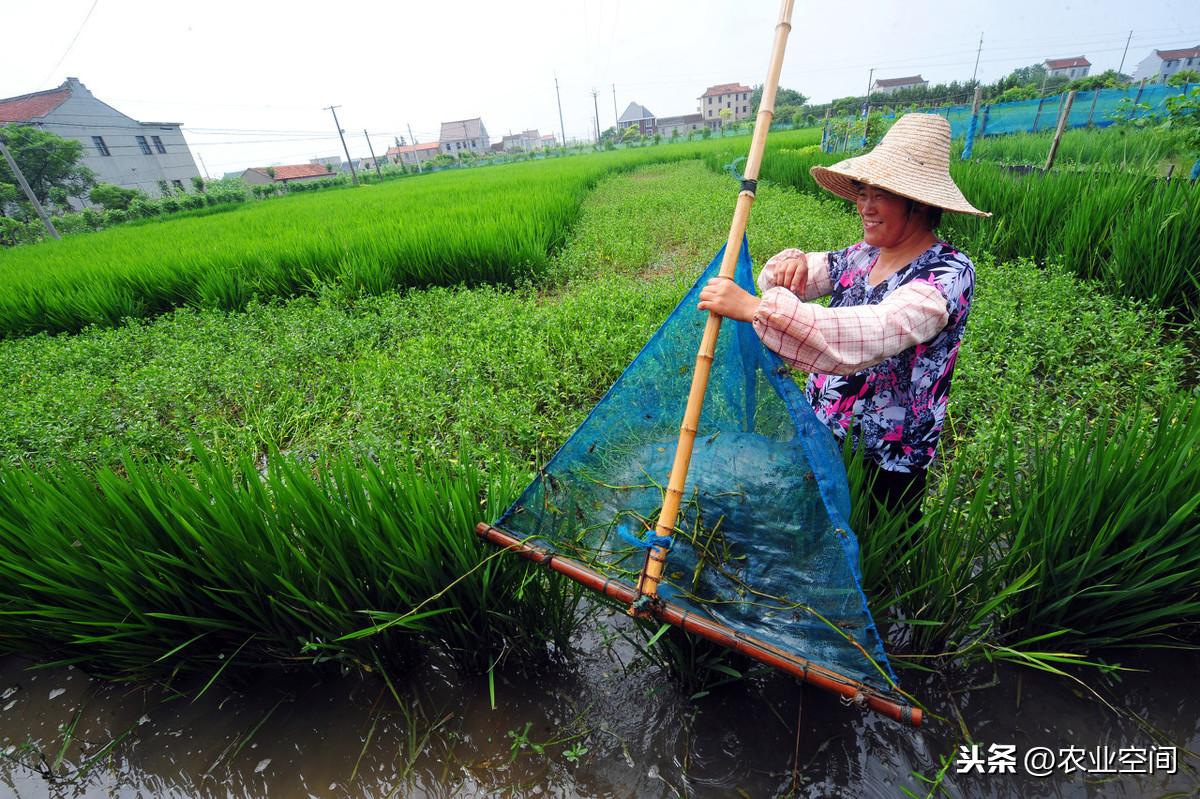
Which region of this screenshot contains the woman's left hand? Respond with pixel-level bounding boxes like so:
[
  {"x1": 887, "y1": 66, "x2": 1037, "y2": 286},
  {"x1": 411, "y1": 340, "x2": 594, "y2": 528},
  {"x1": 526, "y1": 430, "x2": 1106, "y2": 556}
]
[{"x1": 698, "y1": 278, "x2": 760, "y2": 322}]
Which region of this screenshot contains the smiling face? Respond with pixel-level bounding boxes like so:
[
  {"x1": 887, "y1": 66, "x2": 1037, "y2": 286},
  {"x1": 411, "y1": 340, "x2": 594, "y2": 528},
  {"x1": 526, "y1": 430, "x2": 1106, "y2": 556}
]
[{"x1": 854, "y1": 184, "x2": 928, "y2": 248}]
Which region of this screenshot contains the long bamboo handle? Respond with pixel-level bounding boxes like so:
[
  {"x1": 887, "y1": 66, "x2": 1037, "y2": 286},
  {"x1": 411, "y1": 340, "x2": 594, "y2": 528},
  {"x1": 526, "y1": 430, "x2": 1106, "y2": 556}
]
[{"x1": 633, "y1": 0, "x2": 795, "y2": 607}]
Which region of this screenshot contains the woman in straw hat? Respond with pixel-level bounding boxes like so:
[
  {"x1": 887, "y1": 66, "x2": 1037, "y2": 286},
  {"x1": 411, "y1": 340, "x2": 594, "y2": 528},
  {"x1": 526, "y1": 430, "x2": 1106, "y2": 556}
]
[{"x1": 699, "y1": 114, "x2": 989, "y2": 525}]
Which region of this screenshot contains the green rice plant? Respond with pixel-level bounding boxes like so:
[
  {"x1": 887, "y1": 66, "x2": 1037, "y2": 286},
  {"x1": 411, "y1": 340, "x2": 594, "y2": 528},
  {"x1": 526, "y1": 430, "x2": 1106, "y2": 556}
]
[
  {"x1": 0, "y1": 447, "x2": 585, "y2": 682},
  {"x1": 858, "y1": 393, "x2": 1200, "y2": 664},
  {"x1": 0, "y1": 131, "x2": 821, "y2": 340},
  {"x1": 956, "y1": 126, "x2": 1183, "y2": 175},
  {"x1": 1002, "y1": 395, "x2": 1200, "y2": 645}
]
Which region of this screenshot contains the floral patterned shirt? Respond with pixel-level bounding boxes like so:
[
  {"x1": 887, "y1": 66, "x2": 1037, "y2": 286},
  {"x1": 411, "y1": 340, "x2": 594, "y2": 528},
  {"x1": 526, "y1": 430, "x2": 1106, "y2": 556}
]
[{"x1": 752, "y1": 242, "x2": 974, "y2": 473}]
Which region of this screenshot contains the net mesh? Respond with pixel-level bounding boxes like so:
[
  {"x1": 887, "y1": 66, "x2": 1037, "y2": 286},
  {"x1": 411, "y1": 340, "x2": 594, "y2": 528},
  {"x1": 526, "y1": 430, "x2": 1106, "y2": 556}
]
[{"x1": 493, "y1": 238, "x2": 896, "y2": 691}]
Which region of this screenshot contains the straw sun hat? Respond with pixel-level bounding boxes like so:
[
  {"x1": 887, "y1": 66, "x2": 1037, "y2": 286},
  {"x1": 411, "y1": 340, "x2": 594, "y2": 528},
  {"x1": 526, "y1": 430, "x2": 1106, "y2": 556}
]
[{"x1": 810, "y1": 113, "x2": 990, "y2": 217}]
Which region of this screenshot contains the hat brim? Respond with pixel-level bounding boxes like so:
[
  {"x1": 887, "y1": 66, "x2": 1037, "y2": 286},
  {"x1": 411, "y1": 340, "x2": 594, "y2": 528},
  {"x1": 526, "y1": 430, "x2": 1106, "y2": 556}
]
[{"x1": 810, "y1": 152, "x2": 991, "y2": 218}]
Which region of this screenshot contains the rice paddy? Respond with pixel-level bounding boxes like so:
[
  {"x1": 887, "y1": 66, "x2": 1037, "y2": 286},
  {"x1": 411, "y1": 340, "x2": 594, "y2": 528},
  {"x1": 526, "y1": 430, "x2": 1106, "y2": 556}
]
[{"x1": 1, "y1": 125, "x2": 1199, "y2": 794}]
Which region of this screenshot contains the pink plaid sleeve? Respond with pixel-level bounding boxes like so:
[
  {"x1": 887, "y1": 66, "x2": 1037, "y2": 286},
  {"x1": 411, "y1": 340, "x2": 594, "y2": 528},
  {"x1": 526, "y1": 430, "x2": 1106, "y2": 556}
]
[
  {"x1": 752, "y1": 281, "x2": 950, "y2": 376},
  {"x1": 757, "y1": 249, "x2": 832, "y2": 301}
]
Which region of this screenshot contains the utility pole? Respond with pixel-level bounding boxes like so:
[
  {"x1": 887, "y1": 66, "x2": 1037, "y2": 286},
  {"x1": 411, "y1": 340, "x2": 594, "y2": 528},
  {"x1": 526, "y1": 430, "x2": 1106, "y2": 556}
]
[
  {"x1": 554, "y1": 75, "x2": 566, "y2": 148},
  {"x1": 971, "y1": 32, "x2": 983, "y2": 86},
  {"x1": 863, "y1": 68, "x2": 874, "y2": 147},
  {"x1": 592, "y1": 88, "x2": 601, "y2": 144},
  {"x1": 0, "y1": 136, "x2": 60, "y2": 240},
  {"x1": 612, "y1": 83, "x2": 619, "y2": 129},
  {"x1": 324, "y1": 105, "x2": 358, "y2": 186},
  {"x1": 1118, "y1": 30, "x2": 1133, "y2": 75},
  {"x1": 197, "y1": 153, "x2": 211, "y2": 180},
  {"x1": 406, "y1": 123, "x2": 423, "y2": 172},
  {"x1": 363, "y1": 130, "x2": 383, "y2": 179}
]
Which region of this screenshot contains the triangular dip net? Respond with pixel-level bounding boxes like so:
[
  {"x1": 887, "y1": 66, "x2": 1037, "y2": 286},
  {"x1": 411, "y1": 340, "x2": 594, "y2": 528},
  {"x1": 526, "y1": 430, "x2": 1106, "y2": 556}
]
[{"x1": 493, "y1": 237, "x2": 896, "y2": 693}]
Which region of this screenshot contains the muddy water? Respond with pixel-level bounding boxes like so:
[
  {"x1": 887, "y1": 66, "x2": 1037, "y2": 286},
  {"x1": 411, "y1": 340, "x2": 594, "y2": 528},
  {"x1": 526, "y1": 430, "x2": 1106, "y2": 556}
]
[{"x1": 1, "y1": 605, "x2": 1197, "y2": 798}]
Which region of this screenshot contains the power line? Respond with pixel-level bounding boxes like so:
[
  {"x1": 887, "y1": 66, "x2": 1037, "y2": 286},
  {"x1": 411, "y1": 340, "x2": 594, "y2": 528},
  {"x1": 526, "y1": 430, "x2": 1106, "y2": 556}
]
[{"x1": 39, "y1": 0, "x2": 100, "y2": 89}]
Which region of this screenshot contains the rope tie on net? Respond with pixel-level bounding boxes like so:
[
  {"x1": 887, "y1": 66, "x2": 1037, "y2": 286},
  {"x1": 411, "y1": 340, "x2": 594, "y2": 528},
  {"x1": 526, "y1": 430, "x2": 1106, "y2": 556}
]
[{"x1": 617, "y1": 522, "x2": 674, "y2": 551}]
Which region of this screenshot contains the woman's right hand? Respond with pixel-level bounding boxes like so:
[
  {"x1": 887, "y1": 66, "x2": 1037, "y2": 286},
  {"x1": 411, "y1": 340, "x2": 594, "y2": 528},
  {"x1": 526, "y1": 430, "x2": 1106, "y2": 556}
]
[{"x1": 765, "y1": 248, "x2": 809, "y2": 294}]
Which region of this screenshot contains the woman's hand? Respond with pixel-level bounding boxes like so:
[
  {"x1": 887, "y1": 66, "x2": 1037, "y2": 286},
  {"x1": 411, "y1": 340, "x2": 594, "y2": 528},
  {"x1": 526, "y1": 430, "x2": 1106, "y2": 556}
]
[
  {"x1": 698, "y1": 278, "x2": 760, "y2": 322},
  {"x1": 768, "y1": 251, "x2": 809, "y2": 294}
]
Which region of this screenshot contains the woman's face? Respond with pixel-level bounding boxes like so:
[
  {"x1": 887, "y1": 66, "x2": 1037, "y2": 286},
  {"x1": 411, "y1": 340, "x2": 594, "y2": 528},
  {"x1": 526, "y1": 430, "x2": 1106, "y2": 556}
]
[{"x1": 855, "y1": 184, "x2": 920, "y2": 248}]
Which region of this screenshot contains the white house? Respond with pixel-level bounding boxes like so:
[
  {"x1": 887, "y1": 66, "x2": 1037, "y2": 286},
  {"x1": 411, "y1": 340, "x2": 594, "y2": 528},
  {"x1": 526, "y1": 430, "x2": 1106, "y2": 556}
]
[
  {"x1": 0, "y1": 77, "x2": 200, "y2": 202},
  {"x1": 499, "y1": 129, "x2": 543, "y2": 152},
  {"x1": 870, "y1": 75, "x2": 928, "y2": 95},
  {"x1": 698, "y1": 83, "x2": 753, "y2": 129},
  {"x1": 439, "y1": 118, "x2": 489, "y2": 157},
  {"x1": 1044, "y1": 56, "x2": 1090, "y2": 79},
  {"x1": 1132, "y1": 46, "x2": 1200, "y2": 83}
]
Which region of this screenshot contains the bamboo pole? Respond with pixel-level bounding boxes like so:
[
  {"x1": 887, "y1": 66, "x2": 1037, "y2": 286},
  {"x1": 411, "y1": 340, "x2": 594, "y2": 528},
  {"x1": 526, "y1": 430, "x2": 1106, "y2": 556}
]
[
  {"x1": 1044, "y1": 90, "x2": 1077, "y2": 172},
  {"x1": 631, "y1": 0, "x2": 795, "y2": 608},
  {"x1": 477, "y1": 523, "x2": 923, "y2": 726}
]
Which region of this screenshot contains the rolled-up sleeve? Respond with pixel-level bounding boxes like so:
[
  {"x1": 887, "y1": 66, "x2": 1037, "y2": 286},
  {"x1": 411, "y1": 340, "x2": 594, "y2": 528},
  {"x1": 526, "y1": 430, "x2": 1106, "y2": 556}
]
[
  {"x1": 751, "y1": 281, "x2": 950, "y2": 375},
  {"x1": 758, "y1": 249, "x2": 833, "y2": 301}
]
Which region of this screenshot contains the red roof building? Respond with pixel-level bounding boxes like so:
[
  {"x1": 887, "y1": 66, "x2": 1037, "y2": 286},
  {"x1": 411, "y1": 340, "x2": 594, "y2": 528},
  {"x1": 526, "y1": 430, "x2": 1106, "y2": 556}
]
[
  {"x1": 241, "y1": 164, "x2": 334, "y2": 184},
  {"x1": 1044, "y1": 56, "x2": 1091, "y2": 78}
]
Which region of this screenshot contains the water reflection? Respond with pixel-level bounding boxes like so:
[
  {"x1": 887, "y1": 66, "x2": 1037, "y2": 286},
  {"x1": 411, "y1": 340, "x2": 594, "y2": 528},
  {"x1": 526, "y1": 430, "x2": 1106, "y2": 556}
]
[{"x1": 1, "y1": 606, "x2": 1197, "y2": 797}]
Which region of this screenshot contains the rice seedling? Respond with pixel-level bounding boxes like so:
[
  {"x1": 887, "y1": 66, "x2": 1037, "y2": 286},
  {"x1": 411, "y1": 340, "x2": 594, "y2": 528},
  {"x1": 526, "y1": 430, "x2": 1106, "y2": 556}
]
[
  {"x1": 0, "y1": 131, "x2": 821, "y2": 340},
  {"x1": 857, "y1": 393, "x2": 1200, "y2": 665},
  {"x1": 0, "y1": 447, "x2": 585, "y2": 683},
  {"x1": 955, "y1": 125, "x2": 1185, "y2": 175}
]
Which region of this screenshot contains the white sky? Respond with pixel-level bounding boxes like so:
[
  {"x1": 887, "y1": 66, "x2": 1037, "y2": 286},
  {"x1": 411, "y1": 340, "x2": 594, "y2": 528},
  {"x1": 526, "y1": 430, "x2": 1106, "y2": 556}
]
[{"x1": 2, "y1": 0, "x2": 1197, "y2": 176}]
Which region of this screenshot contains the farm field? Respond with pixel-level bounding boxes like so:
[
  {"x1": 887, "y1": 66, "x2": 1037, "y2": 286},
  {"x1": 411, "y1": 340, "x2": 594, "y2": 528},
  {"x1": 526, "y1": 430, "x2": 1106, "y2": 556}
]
[
  {"x1": 2, "y1": 143, "x2": 1199, "y2": 795},
  {"x1": 0, "y1": 132, "x2": 817, "y2": 338}
]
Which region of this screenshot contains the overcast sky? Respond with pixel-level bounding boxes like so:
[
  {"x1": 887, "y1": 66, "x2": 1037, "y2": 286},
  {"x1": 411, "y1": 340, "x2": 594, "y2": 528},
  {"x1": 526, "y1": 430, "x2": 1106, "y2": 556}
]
[{"x1": 2, "y1": 0, "x2": 1197, "y2": 176}]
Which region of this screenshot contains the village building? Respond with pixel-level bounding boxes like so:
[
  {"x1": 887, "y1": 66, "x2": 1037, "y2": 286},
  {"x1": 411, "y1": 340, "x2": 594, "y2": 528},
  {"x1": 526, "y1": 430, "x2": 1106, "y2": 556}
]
[
  {"x1": 387, "y1": 141, "x2": 440, "y2": 167},
  {"x1": 0, "y1": 77, "x2": 201, "y2": 202},
  {"x1": 1132, "y1": 46, "x2": 1200, "y2": 83},
  {"x1": 870, "y1": 75, "x2": 929, "y2": 95},
  {"x1": 1044, "y1": 56, "x2": 1091, "y2": 79},
  {"x1": 439, "y1": 118, "x2": 489, "y2": 157},
  {"x1": 698, "y1": 83, "x2": 753, "y2": 129},
  {"x1": 240, "y1": 164, "x2": 334, "y2": 185},
  {"x1": 654, "y1": 113, "x2": 705, "y2": 138},
  {"x1": 617, "y1": 102, "x2": 656, "y2": 136}
]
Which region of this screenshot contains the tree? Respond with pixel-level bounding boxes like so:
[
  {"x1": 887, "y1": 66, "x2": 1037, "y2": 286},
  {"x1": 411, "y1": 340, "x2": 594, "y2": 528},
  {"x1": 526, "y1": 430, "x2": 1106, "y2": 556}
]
[
  {"x1": 718, "y1": 108, "x2": 733, "y2": 128},
  {"x1": 750, "y1": 85, "x2": 808, "y2": 113},
  {"x1": 89, "y1": 183, "x2": 145, "y2": 210},
  {"x1": 1168, "y1": 69, "x2": 1200, "y2": 88},
  {"x1": 0, "y1": 124, "x2": 94, "y2": 207}
]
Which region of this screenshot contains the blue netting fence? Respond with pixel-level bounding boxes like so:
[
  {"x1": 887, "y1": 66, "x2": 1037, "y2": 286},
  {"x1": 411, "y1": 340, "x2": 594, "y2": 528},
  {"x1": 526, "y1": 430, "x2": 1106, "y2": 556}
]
[{"x1": 820, "y1": 83, "x2": 1196, "y2": 153}]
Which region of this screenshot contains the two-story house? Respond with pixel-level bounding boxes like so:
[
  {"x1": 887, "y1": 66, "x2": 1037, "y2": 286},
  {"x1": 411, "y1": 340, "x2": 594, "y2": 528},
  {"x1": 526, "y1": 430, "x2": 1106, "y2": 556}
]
[
  {"x1": 617, "y1": 103, "x2": 655, "y2": 137},
  {"x1": 0, "y1": 77, "x2": 201, "y2": 202},
  {"x1": 698, "y1": 83, "x2": 752, "y2": 129},
  {"x1": 1044, "y1": 56, "x2": 1090, "y2": 79},
  {"x1": 439, "y1": 118, "x2": 489, "y2": 157},
  {"x1": 1132, "y1": 46, "x2": 1200, "y2": 83}
]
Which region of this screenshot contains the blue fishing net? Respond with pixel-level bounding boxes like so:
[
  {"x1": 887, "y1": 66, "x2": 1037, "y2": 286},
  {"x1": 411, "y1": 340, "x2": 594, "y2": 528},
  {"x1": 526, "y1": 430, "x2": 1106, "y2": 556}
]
[{"x1": 493, "y1": 237, "x2": 896, "y2": 691}]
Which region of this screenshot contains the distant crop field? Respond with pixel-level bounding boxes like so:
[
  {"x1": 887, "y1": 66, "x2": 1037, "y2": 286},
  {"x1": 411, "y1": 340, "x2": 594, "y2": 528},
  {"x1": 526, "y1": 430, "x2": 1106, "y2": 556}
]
[{"x1": 0, "y1": 129, "x2": 821, "y2": 339}]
